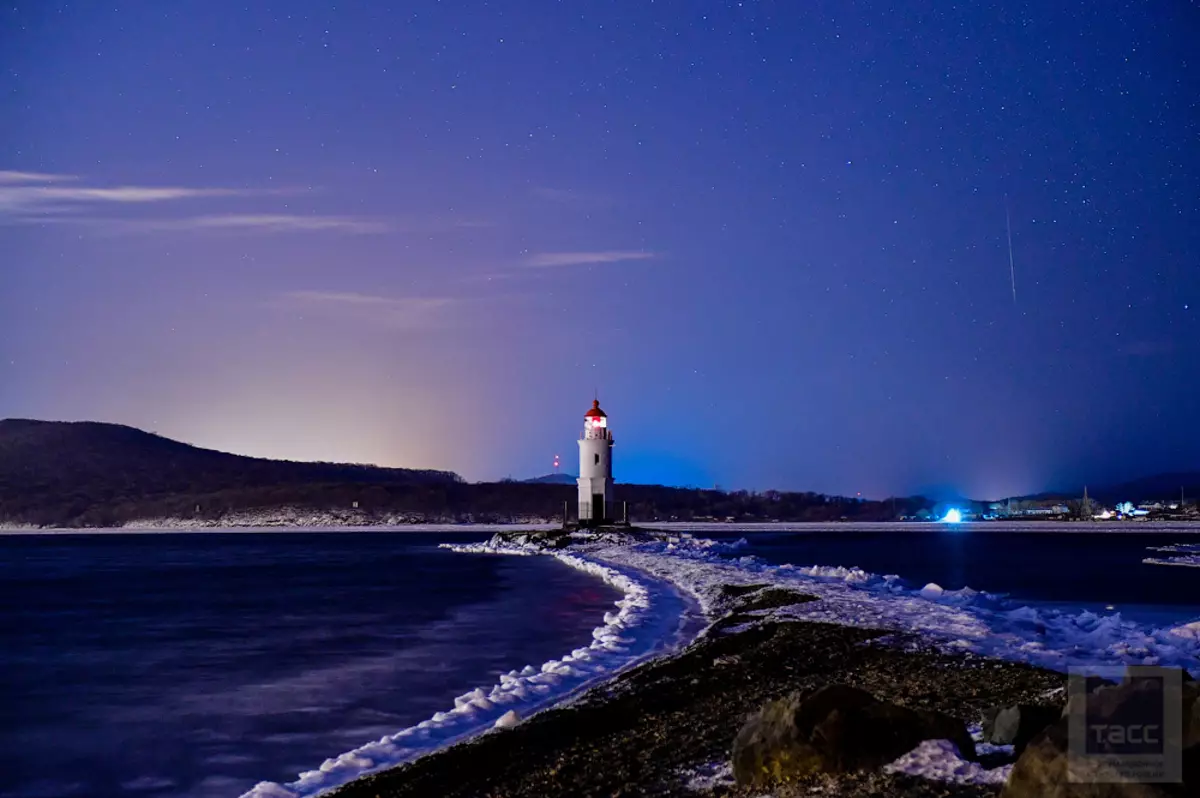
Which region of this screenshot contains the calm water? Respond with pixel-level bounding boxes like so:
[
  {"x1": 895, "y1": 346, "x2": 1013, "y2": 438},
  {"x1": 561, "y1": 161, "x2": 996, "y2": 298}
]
[
  {"x1": 710, "y1": 528, "x2": 1200, "y2": 626},
  {"x1": 0, "y1": 532, "x2": 622, "y2": 798}
]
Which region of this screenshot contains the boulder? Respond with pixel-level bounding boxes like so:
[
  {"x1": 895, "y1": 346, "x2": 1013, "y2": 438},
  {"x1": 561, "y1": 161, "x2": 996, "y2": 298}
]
[
  {"x1": 731, "y1": 684, "x2": 974, "y2": 787},
  {"x1": 982, "y1": 703, "x2": 1066, "y2": 754},
  {"x1": 1002, "y1": 668, "x2": 1198, "y2": 798},
  {"x1": 1002, "y1": 721, "x2": 1173, "y2": 798}
]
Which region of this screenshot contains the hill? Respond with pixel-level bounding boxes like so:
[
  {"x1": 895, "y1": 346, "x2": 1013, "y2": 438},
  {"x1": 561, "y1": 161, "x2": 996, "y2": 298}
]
[
  {"x1": 1008, "y1": 472, "x2": 1200, "y2": 505},
  {"x1": 522, "y1": 473, "x2": 578, "y2": 485},
  {"x1": 0, "y1": 419, "x2": 459, "y2": 526},
  {"x1": 0, "y1": 420, "x2": 925, "y2": 528},
  {"x1": 1090, "y1": 472, "x2": 1200, "y2": 504}
]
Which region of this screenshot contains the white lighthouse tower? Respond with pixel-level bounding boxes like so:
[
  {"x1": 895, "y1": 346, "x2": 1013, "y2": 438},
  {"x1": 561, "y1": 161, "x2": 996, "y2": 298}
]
[{"x1": 577, "y1": 398, "x2": 614, "y2": 524}]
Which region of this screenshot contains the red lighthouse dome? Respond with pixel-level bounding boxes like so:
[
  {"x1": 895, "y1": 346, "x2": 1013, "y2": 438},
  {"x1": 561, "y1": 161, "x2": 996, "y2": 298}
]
[{"x1": 584, "y1": 399, "x2": 607, "y2": 419}]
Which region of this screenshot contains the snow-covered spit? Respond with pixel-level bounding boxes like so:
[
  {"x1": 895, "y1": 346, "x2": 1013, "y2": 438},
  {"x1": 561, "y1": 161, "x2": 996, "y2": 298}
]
[
  {"x1": 577, "y1": 535, "x2": 1200, "y2": 673},
  {"x1": 243, "y1": 529, "x2": 1200, "y2": 798},
  {"x1": 240, "y1": 537, "x2": 700, "y2": 798},
  {"x1": 1144, "y1": 542, "x2": 1200, "y2": 569},
  {"x1": 578, "y1": 534, "x2": 1198, "y2": 793}
]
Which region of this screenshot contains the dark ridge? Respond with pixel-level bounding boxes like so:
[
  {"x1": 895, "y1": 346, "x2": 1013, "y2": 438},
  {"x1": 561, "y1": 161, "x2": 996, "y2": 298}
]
[
  {"x1": 522, "y1": 473, "x2": 579, "y2": 485},
  {"x1": 1080, "y1": 472, "x2": 1200, "y2": 504},
  {"x1": 0, "y1": 419, "x2": 460, "y2": 526},
  {"x1": 0, "y1": 419, "x2": 932, "y2": 528},
  {"x1": 1009, "y1": 472, "x2": 1200, "y2": 505}
]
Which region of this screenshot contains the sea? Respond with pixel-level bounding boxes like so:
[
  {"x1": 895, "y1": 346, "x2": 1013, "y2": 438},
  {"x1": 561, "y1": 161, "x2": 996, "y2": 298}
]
[
  {"x1": 704, "y1": 526, "x2": 1200, "y2": 626},
  {"x1": 2, "y1": 526, "x2": 1198, "y2": 798},
  {"x1": 0, "y1": 532, "x2": 622, "y2": 798}
]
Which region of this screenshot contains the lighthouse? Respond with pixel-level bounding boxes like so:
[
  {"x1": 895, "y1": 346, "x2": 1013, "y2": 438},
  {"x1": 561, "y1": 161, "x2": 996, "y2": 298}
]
[{"x1": 577, "y1": 399, "x2": 614, "y2": 524}]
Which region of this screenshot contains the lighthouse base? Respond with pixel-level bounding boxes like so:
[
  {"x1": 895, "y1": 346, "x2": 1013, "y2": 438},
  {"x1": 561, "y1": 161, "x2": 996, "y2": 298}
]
[{"x1": 561, "y1": 500, "x2": 631, "y2": 530}]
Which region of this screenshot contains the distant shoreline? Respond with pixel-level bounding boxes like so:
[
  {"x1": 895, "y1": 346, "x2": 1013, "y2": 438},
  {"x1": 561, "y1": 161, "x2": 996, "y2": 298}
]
[
  {"x1": 6, "y1": 519, "x2": 1200, "y2": 534},
  {"x1": 0, "y1": 523, "x2": 561, "y2": 535}
]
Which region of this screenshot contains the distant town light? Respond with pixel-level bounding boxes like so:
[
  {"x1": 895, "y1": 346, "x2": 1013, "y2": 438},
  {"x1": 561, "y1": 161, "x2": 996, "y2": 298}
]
[{"x1": 940, "y1": 508, "x2": 963, "y2": 524}]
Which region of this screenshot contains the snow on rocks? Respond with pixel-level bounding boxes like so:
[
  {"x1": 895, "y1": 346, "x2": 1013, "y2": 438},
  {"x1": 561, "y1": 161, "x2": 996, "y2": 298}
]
[
  {"x1": 678, "y1": 760, "x2": 735, "y2": 792},
  {"x1": 0, "y1": 522, "x2": 42, "y2": 531},
  {"x1": 577, "y1": 536, "x2": 1200, "y2": 673},
  {"x1": 240, "y1": 536, "x2": 698, "y2": 798},
  {"x1": 883, "y1": 739, "x2": 1012, "y2": 786},
  {"x1": 493, "y1": 710, "x2": 521, "y2": 729},
  {"x1": 1170, "y1": 620, "x2": 1200, "y2": 641}
]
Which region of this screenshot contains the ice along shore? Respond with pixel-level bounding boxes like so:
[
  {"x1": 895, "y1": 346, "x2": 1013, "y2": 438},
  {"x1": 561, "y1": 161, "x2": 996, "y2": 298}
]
[
  {"x1": 256, "y1": 527, "x2": 1200, "y2": 798},
  {"x1": 241, "y1": 530, "x2": 704, "y2": 798}
]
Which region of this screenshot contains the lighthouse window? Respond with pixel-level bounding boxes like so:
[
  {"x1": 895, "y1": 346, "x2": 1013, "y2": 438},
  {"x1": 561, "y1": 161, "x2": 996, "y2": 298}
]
[{"x1": 594, "y1": 454, "x2": 600, "y2": 465}]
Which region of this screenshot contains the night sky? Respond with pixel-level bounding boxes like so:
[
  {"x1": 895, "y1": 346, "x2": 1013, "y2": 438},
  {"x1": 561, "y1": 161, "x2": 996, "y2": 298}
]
[{"x1": 2, "y1": 2, "x2": 1197, "y2": 500}]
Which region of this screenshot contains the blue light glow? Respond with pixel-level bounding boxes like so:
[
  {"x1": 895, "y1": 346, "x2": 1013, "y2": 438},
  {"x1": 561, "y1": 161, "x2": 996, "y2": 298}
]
[{"x1": 940, "y1": 508, "x2": 963, "y2": 524}]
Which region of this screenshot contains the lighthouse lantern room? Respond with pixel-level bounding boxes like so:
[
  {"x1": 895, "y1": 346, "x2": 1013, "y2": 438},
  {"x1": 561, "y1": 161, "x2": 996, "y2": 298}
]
[{"x1": 577, "y1": 399, "x2": 614, "y2": 524}]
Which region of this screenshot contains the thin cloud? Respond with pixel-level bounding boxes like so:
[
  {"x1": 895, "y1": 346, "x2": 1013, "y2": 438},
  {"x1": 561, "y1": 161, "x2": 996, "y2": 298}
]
[
  {"x1": 145, "y1": 214, "x2": 389, "y2": 234},
  {"x1": 279, "y1": 291, "x2": 455, "y2": 330},
  {"x1": 0, "y1": 170, "x2": 78, "y2": 184},
  {"x1": 524, "y1": 250, "x2": 657, "y2": 268},
  {"x1": 0, "y1": 168, "x2": 389, "y2": 235},
  {"x1": 38, "y1": 186, "x2": 241, "y2": 202},
  {"x1": 0, "y1": 180, "x2": 245, "y2": 214}
]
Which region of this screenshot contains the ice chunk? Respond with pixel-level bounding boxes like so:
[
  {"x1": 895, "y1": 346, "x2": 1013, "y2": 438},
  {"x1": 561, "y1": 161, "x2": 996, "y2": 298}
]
[{"x1": 493, "y1": 710, "x2": 521, "y2": 729}]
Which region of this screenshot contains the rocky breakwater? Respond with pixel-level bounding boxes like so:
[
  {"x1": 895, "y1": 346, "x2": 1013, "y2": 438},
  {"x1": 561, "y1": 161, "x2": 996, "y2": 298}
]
[
  {"x1": 331, "y1": 574, "x2": 1072, "y2": 797},
  {"x1": 330, "y1": 532, "x2": 1197, "y2": 797}
]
